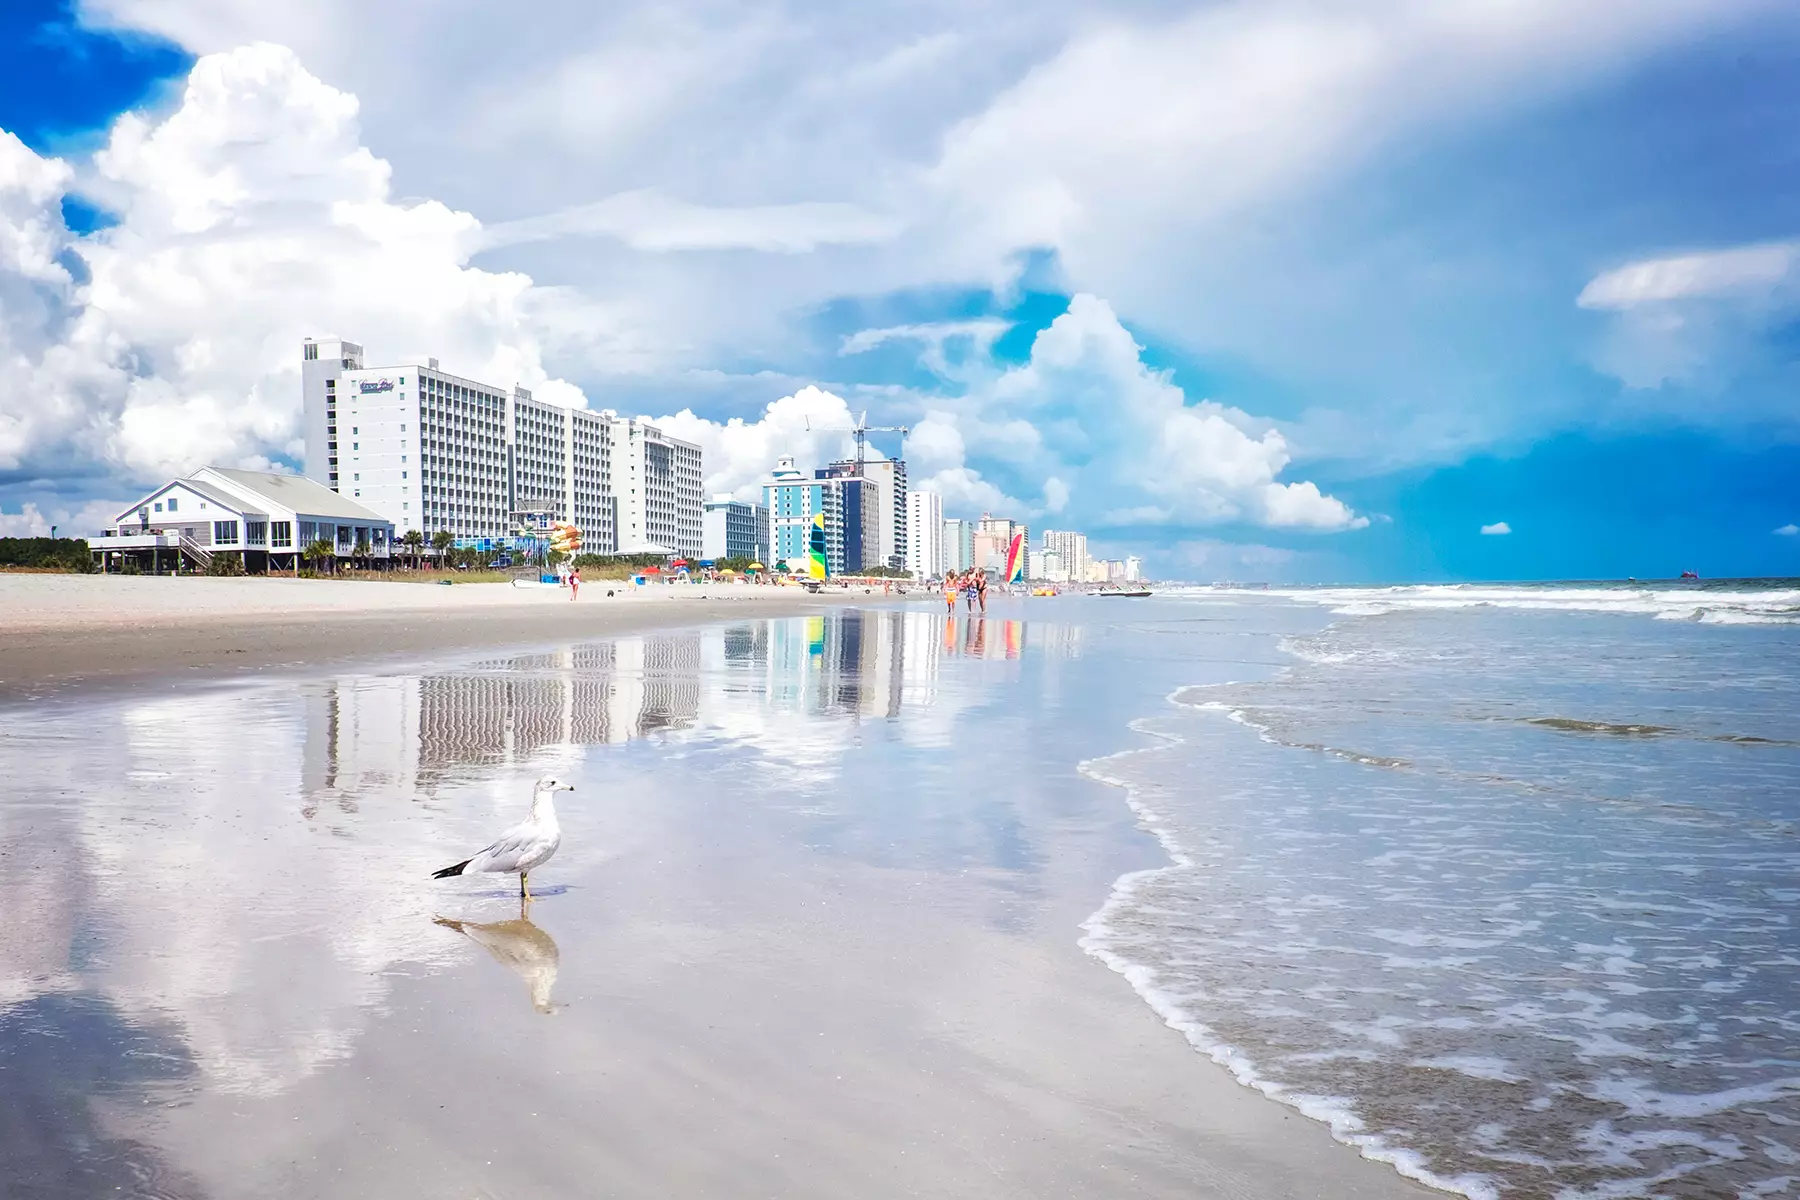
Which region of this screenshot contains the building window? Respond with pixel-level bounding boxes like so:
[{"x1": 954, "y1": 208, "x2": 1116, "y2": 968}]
[
  {"x1": 167, "y1": 498, "x2": 177, "y2": 512},
  {"x1": 246, "y1": 521, "x2": 267, "y2": 546},
  {"x1": 299, "y1": 521, "x2": 318, "y2": 544},
  {"x1": 271, "y1": 521, "x2": 292, "y2": 547},
  {"x1": 154, "y1": 501, "x2": 163, "y2": 512},
  {"x1": 213, "y1": 520, "x2": 239, "y2": 543}
]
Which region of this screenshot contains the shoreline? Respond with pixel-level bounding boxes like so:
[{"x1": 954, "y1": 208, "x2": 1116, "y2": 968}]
[
  {"x1": 0, "y1": 583, "x2": 1442, "y2": 1198},
  {"x1": 0, "y1": 573, "x2": 910, "y2": 701}
]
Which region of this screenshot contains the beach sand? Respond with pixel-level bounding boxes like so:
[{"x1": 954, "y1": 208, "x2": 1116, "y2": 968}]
[
  {"x1": 0, "y1": 573, "x2": 893, "y2": 699},
  {"x1": 0, "y1": 586, "x2": 1438, "y2": 1198}
]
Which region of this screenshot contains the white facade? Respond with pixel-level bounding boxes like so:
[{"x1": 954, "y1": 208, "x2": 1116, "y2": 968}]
[
  {"x1": 942, "y1": 518, "x2": 974, "y2": 572},
  {"x1": 904, "y1": 490, "x2": 943, "y2": 580},
  {"x1": 301, "y1": 337, "x2": 363, "y2": 494},
  {"x1": 1041, "y1": 529, "x2": 1089, "y2": 583},
  {"x1": 94, "y1": 466, "x2": 396, "y2": 569},
  {"x1": 302, "y1": 340, "x2": 698, "y2": 553},
  {"x1": 1125, "y1": 555, "x2": 1144, "y2": 582},
  {"x1": 610, "y1": 417, "x2": 703, "y2": 558}
]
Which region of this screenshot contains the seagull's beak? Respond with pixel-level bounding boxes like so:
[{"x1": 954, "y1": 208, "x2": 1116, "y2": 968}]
[{"x1": 561, "y1": 783, "x2": 576, "y2": 792}]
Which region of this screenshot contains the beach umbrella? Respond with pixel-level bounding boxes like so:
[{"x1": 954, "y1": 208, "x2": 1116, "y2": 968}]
[
  {"x1": 670, "y1": 557, "x2": 687, "y2": 566},
  {"x1": 747, "y1": 561, "x2": 764, "y2": 571}
]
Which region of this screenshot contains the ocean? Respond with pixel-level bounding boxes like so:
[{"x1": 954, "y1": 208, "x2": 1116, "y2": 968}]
[{"x1": 1083, "y1": 581, "x2": 1800, "y2": 1199}]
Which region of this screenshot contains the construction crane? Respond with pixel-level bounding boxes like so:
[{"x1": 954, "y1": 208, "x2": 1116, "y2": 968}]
[{"x1": 803, "y1": 410, "x2": 911, "y2": 463}]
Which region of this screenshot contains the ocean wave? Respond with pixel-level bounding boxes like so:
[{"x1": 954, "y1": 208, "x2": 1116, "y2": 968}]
[
  {"x1": 1203, "y1": 584, "x2": 1800, "y2": 626},
  {"x1": 1079, "y1": 620, "x2": 1800, "y2": 1198}
]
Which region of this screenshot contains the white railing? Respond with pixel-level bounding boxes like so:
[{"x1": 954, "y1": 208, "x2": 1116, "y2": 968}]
[{"x1": 178, "y1": 533, "x2": 214, "y2": 570}]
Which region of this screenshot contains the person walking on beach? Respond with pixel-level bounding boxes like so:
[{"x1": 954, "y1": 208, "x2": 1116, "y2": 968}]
[
  {"x1": 975, "y1": 570, "x2": 988, "y2": 614},
  {"x1": 568, "y1": 565, "x2": 580, "y2": 600},
  {"x1": 944, "y1": 575, "x2": 958, "y2": 613},
  {"x1": 965, "y1": 571, "x2": 978, "y2": 612}
]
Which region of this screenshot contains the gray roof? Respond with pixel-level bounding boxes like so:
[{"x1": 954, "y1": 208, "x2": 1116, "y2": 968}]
[
  {"x1": 201, "y1": 468, "x2": 394, "y2": 524},
  {"x1": 181, "y1": 477, "x2": 251, "y2": 510},
  {"x1": 116, "y1": 476, "x2": 259, "y2": 523}
]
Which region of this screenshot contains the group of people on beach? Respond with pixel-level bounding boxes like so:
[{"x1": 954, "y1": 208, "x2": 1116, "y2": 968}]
[{"x1": 943, "y1": 569, "x2": 988, "y2": 614}]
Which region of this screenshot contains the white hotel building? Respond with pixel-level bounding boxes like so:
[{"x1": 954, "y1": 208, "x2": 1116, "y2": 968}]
[{"x1": 301, "y1": 338, "x2": 702, "y2": 556}]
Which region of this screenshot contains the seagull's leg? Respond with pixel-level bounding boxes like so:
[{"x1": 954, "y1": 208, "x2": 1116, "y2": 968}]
[{"x1": 520, "y1": 872, "x2": 530, "y2": 903}]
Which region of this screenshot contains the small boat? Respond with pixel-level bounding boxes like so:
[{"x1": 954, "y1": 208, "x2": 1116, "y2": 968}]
[
  {"x1": 1098, "y1": 587, "x2": 1152, "y2": 598},
  {"x1": 1680, "y1": 570, "x2": 1699, "y2": 580}
]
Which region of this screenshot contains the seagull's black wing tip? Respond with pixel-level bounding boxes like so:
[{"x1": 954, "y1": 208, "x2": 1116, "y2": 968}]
[{"x1": 432, "y1": 858, "x2": 472, "y2": 879}]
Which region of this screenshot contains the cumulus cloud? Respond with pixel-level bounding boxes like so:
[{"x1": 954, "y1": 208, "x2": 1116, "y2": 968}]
[
  {"x1": 0, "y1": 498, "x2": 130, "y2": 538},
  {"x1": 649, "y1": 385, "x2": 860, "y2": 501},
  {"x1": 0, "y1": 44, "x2": 600, "y2": 490},
  {"x1": 972, "y1": 295, "x2": 1366, "y2": 531},
  {"x1": 1776, "y1": 523, "x2": 1799, "y2": 537},
  {"x1": 1481, "y1": 521, "x2": 1512, "y2": 535}
]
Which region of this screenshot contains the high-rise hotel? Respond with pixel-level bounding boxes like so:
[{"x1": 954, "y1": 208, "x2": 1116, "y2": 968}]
[{"x1": 300, "y1": 338, "x2": 702, "y2": 556}]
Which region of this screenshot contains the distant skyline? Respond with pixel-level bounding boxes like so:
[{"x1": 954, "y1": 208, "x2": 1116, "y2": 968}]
[{"x1": 1, "y1": 0, "x2": 1798, "y2": 581}]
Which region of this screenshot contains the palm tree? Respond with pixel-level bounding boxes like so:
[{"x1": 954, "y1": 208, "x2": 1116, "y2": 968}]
[
  {"x1": 402, "y1": 529, "x2": 424, "y2": 569},
  {"x1": 301, "y1": 538, "x2": 335, "y2": 575},
  {"x1": 431, "y1": 530, "x2": 454, "y2": 565}
]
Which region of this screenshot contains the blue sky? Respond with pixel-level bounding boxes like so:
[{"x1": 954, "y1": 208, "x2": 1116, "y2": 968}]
[{"x1": 0, "y1": 0, "x2": 1797, "y2": 581}]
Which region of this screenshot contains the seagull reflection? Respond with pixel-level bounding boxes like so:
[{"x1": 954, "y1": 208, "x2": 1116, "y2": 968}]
[{"x1": 433, "y1": 910, "x2": 562, "y2": 1014}]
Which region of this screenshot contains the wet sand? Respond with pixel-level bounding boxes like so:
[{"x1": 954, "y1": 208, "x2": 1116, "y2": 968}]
[
  {"x1": 0, "y1": 574, "x2": 896, "y2": 699},
  {"x1": 0, "y1": 602, "x2": 1439, "y2": 1199}
]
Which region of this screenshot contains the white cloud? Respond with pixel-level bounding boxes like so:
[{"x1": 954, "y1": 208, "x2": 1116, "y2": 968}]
[
  {"x1": 480, "y1": 190, "x2": 902, "y2": 254},
  {"x1": 974, "y1": 294, "x2": 1366, "y2": 531},
  {"x1": 650, "y1": 385, "x2": 860, "y2": 502},
  {"x1": 1578, "y1": 242, "x2": 1800, "y2": 310},
  {"x1": 1577, "y1": 239, "x2": 1800, "y2": 391},
  {"x1": 1776, "y1": 523, "x2": 1799, "y2": 537},
  {"x1": 840, "y1": 320, "x2": 1010, "y2": 381},
  {"x1": 0, "y1": 504, "x2": 52, "y2": 537},
  {"x1": 0, "y1": 498, "x2": 130, "y2": 538},
  {"x1": 1481, "y1": 521, "x2": 1512, "y2": 535},
  {"x1": 0, "y1": 44, "x2": 606, "y2": 489},
  {"x1": 71, "y1": 0, "x2": 1771, "y2": 472}
]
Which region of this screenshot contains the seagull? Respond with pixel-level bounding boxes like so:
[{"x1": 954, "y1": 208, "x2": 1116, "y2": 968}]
[
  {"x1": 433, "y1": 775, "x2": 572, "y2": 901},
  {"x1": 433, "y1": 912, "x2": 562, "y2": 1013}
]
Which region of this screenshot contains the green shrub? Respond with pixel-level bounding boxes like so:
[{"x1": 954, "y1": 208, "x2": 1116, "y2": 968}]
[
  {"x1": 0, "y1": 537, "x2": 94, "y2": 572},
  {"x1": 205, "y1": 552, "x2": 247, "y2": 576}
]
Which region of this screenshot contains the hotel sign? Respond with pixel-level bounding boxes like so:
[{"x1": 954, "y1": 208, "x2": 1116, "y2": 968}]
[{"x1": 358, "y1": 378, "x2": 396, "y2": 394}]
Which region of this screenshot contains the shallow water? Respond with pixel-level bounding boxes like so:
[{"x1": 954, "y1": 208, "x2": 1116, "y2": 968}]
[{"x1": 1084, "y1": 592, "x2": 1800, "y2": 1199}]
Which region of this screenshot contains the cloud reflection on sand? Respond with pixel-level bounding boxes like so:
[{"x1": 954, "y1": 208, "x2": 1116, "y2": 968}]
[{"x1": 0, "y1": 611, "x2": 1081, "y2": 1105}]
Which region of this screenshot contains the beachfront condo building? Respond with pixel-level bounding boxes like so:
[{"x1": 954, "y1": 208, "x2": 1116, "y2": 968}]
[
  {"x1": 1040, "y1": 529, "x2": 1090, "y2": 582},
  {"x1": 763, "y1": 456, "x2": 842, "y2": 572},
  {"x1": 762, "y1": 454, "x2": 883, "y2": 574},
  {"x1": 301, "y1": 338, "x2": 703, "y2": 556},
  {"x1": 976, "y1": 514, "x2": 1030, "y2": 573},
  {"x1": 905, "y1": 490, "x2": 944, "y2": 580},
  {"x1": 942, "y1": 517, "x2": 974, "y2": 572},
  {"x1": 703, "y1": 495, "x2": 771, "y2": 562},
  {"x1": 823, "y1": 456, "x2": 908, "y2": 571},
  {"x1": 813, "y1": 462, "x2": 882, "y2": 573}
]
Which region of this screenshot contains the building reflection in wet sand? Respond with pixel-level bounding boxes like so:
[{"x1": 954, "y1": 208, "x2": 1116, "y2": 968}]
[{"x1": 0, "y1": 606, "x2": 1088, "y2": 1195}]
